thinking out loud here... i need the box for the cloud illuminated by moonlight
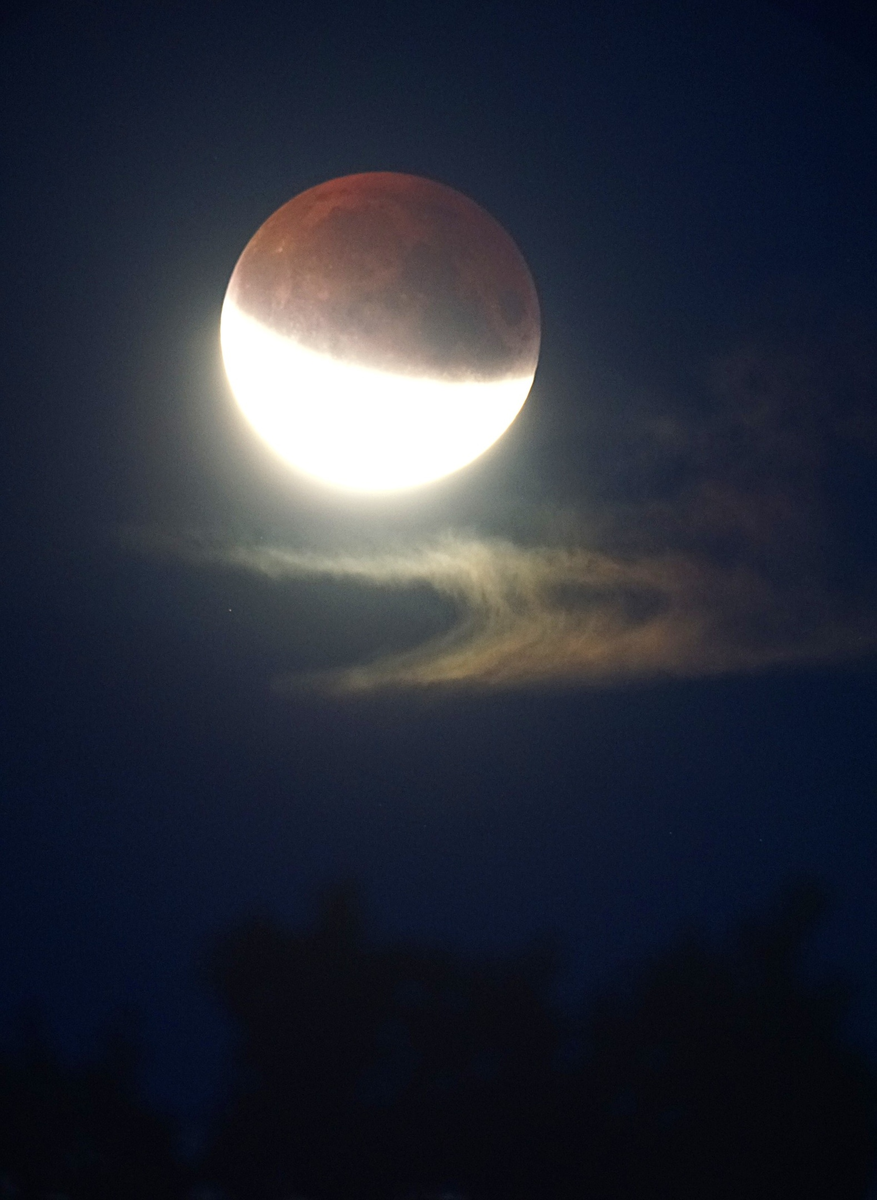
[141,532,876,696]
[135,323,877,693]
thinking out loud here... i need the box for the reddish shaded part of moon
[225,172,541,383]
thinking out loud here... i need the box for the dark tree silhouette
[2,879,871,1200]
[203,883,563,1200]
[573,881,877,1200]
[0,1007,187,1200]
[202,880,877,1200]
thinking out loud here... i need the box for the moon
[220,172,540,492]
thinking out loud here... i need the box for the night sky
[2,0,877,1141]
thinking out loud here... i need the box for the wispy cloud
[133,531,873,695]
[134,325,877,693]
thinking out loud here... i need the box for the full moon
[220,172,540,491]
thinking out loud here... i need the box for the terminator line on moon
[220,172,541,491]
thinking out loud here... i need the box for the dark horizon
[3,873,876,1199]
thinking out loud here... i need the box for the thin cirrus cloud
[178,534,873,695]
[139,328,877,694]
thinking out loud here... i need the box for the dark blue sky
[1,0,876,1125]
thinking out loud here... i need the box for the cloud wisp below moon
[146,532,876,695]
[135,321,877,694]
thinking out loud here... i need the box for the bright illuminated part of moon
[221,304,534,492]
[220,172,540,492]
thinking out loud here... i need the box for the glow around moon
[220,173,540,492]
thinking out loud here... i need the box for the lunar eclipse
[220,172,540,491]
